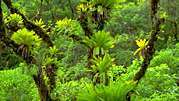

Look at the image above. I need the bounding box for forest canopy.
[0,0,179,101]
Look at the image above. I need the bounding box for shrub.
[0,67,39,101]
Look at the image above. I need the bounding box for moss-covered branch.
[133,0,162,82]
[127,1,162,100]
[3,0,53,47]
[133,18,164,82]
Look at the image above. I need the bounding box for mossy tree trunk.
[134,0,162,82]
[127,0,163,100]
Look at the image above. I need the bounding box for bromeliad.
[134,39,148,60]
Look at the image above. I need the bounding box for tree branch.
[3,0,53,47]
[133,18,164,82]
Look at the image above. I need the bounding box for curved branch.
[3,0,53,47]
[133,18,164,82]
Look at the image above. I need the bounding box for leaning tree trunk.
[133,0,162,82]
[127,0,163,100]
[133,18,164,82]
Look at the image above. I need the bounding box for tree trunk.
[33,68,53,101]
[133,18,164,82]
[127,0,163,100]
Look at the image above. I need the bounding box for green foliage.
[84,31,115,55]
[32,45,60,67]
[150,47,179,75]
[52,79,88,100]
[105,2,150,35]
[136,64,178,96]
[92,54,114,73]
[4,13,23,26]
[108,65,126,80]
[0,43,22,69]
[132,64,179,101]
[77,80,136,101]
[146,93,178,101]
[91,54,114,84]
[33,18,46,29]
[91,0,116,7]
[11,28,42,48]
[120,59,141,81]
[4,13,24,31]
[1,0,179,101]
[110,34,135,66]
[77,0,116,13]
[76,3,90,13]
[132,93,178,101]
[0,67,39,101]
[55,18,84,37]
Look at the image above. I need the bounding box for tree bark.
[150,0,159,24]
[33,68,53,101]
[127,0,162,100]
[133,18,164,82]
[133,0,161,82]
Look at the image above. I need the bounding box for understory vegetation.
[0,0,179,101]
